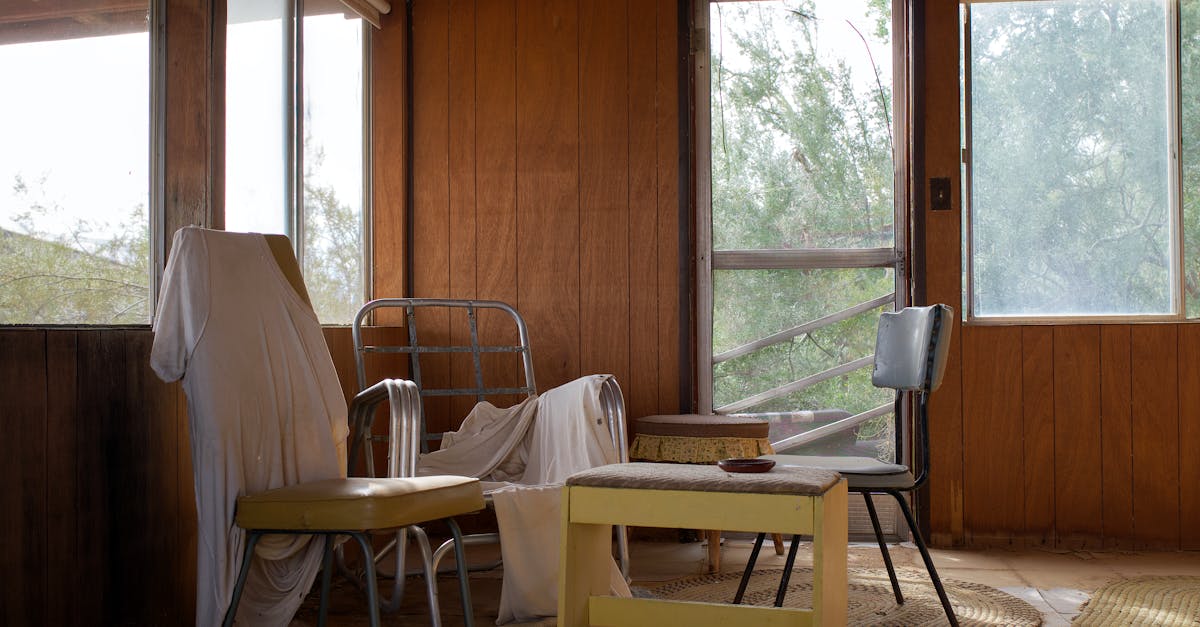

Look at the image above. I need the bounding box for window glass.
[302,10,364,325]
[966,0,1173,317]
[225,0,288,236]
[0,8,151,324]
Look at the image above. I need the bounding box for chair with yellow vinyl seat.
[222,378,486,627]
[206,235,485,627]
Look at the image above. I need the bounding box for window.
[962,0,1190,320]
[0,3,153,325]
[226,0,367,324]
[699,0,905,461]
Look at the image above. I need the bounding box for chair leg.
[891,491,958,627]
[732,533,766,604]
[773,535,802,607]
[771,533,786,556]
[615,524,631,581]
[222,531,262,627]
[383,527,410,613]
[317,535,335,627]
[351,532,383,627]
[448,518,475,627]
[407,525,442,627]
[863,492,904,604]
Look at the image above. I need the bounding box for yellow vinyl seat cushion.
[235,476,484,532]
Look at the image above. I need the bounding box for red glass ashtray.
[717,458,775,473]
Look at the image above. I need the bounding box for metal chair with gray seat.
[739,304,958,626]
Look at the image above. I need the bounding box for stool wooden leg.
[771,533,786,555]
[559,487,612,627]
[705,530,721,573]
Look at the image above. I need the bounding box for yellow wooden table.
[558,462,847,627]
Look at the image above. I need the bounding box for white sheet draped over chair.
[151,227,347,626]
[417,374,632,624]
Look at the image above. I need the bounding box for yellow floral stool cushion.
[630,414,775,463]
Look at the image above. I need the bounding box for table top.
[566,461,841,496]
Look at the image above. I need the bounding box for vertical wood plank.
[1177,325,1200,550]
[1100,325,1134,548]
[579,0,631,390]
[1020,326,1055,546]
[960,326,1023,544]
[164,0,215,237]
[45,331,78,626]
[412,0,453,435]
[922,0,965,548]
[323,327,358,404]
[125,330,181,623]
[516,0,581,389]
[448,0,479,423]
[1052,326,1102,549]
[655,0,682,413]
[372,5,408,315]
[77,330,123,622]
[0,330,47,626]
[475,0,522,402]
[626,0,660,420]
[1130,324,1180,549]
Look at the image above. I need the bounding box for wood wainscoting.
[0,326,402,625]
[944,323,1200,551]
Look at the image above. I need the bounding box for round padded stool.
[629,413,783,571]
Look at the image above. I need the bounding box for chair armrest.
[347,378,423,479]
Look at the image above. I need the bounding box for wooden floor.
[288,538,1200,626]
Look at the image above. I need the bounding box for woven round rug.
[647,566,1042,626]
[1073,576,1200,626]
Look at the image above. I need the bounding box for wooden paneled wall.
[396,0,688,434]
[920,0,1200,550]
[0,327,398,624]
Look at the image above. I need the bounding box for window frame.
[960,0,1186,325]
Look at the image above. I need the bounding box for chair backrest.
[352,299,538,452]
[871,304,952,488]
[871,304,953,393]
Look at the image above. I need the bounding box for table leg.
[559,487,614,627]
[811,480,848,626]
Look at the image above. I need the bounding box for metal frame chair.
[346,298,631,612]
[741,304,958,626]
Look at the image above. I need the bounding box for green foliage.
[303,146,364,325]
[0,176,149,325]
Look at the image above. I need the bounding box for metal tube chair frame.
[739,304,958,626]
[347,298,631,612]
[225,378,477,627]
